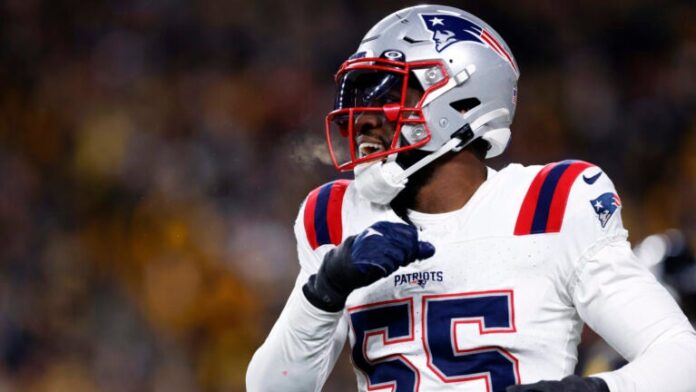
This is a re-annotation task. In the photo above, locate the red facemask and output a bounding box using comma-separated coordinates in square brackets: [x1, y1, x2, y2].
[325, 57, 450, 171]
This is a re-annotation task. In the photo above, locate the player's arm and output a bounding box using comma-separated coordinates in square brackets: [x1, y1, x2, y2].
[568, 169, 696, 392]
[246, 182, 434, 391]
[245, 193, 350, 392]
[507, 237, 696, 392]
[573, 240, 696, 391]
[245, 269, 349, 392]
[509, 164, 696, 392]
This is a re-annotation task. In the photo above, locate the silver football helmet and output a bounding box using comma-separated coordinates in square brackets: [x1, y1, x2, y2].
[325, 4, 519, 204]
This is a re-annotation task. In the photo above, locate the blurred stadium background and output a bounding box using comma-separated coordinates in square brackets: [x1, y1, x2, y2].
[0, 0, 694, 391]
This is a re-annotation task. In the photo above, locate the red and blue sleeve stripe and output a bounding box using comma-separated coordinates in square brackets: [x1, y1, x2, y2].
[303, 180, 351, 249]
[514, 160, 593, 235]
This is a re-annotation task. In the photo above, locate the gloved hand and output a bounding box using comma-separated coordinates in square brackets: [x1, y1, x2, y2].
[303, 221, 435, 312]
[506, 375, 610, 392]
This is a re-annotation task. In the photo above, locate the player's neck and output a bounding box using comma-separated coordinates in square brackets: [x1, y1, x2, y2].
[411, 152, 487, 214]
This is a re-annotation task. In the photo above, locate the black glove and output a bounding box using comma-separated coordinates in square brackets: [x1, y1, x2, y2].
[303, 221, 435, 312]
[506, 375, 609, 392]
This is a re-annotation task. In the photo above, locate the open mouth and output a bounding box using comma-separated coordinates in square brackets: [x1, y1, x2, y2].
[358, 141, 387, 158]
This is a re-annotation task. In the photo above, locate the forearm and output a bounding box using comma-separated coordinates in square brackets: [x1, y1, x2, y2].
[246, 279, 346, 392]
[574, 240, 696, 392]
[594, 328, 696, 392]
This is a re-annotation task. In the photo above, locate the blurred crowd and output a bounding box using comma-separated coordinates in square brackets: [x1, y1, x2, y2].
[0, 0, 694, 391]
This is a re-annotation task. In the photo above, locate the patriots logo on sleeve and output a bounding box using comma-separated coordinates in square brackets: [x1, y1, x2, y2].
[590, 192, 622, 228]
[420, 13, 518, 74]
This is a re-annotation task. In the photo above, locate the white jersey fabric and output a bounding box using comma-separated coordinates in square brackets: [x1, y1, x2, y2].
[247, 162, 696, 392]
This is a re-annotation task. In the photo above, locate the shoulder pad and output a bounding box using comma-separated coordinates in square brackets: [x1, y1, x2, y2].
[303, 179, 352, 249]
[514, 160, 594, 235]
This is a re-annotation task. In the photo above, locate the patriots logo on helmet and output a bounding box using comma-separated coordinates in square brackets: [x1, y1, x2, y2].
[420, 13, 519, 74]
[590, 192, 622, 228]
[420, 14, 485, 51]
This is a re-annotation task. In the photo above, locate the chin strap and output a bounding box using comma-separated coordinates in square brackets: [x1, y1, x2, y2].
[452, 108, 511, 152]
[353, 160, 407, 205]
[354, 108, 509, 205]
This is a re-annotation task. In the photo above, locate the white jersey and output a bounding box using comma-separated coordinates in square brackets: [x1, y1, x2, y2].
[247, 161, 696, 392]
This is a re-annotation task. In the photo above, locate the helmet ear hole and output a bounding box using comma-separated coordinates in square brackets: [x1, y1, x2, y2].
[450, 98, 481, 114]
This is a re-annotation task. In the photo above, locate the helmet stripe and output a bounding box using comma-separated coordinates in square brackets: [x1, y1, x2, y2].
[480, 30, 518, 75]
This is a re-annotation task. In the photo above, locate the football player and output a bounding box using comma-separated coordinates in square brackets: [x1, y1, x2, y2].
[246, 4, 696, 392]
